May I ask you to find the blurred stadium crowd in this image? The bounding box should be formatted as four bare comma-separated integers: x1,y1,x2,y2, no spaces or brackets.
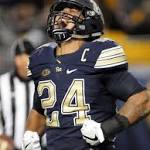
0,0,150,150
0,0,150,73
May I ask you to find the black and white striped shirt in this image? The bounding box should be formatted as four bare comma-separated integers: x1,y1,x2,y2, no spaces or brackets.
0,71,34,149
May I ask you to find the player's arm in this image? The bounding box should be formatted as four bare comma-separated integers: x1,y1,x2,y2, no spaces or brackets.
22,90,45,150
81,71,150,145
22,109,45,150
119,90,150,124
23,52,46,150
100,71,150,137
25,109,46,135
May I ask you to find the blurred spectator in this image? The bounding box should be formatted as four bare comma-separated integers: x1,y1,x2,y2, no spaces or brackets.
0,0,48,74
99,0,122,29
100,0,150,34
0,0,46,45
0,0,17,5
0,38,46,150
36,0,53,33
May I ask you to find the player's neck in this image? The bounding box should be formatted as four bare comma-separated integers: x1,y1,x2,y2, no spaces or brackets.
56,39,86,56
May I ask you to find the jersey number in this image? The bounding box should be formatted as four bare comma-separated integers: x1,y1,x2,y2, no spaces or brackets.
37,79,91,127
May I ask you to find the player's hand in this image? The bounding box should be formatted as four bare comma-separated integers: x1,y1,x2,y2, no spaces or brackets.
81,120,105,146
22,131,41,150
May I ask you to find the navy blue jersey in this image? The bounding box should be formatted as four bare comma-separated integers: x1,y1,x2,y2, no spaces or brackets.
27,38,131,150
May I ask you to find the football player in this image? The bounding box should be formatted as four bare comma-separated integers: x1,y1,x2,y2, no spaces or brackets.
22,0,150,150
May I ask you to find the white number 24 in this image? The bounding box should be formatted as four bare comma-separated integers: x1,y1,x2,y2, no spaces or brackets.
37,79,91,127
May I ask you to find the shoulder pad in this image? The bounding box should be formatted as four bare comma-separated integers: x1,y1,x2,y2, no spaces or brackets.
27,42,57,77
30,42,57,65
37,42,57,49
91,38,128,69
93,37,114,43
92,38,118,48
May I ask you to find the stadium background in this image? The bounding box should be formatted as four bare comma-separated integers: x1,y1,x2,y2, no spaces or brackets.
0,0,150,150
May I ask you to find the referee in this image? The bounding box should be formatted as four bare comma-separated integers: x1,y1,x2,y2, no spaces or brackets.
0,39,46,150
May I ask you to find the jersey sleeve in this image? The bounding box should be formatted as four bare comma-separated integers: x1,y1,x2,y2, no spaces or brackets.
28,57,44,115
27,42,57,79
101,70,146,101
26,47,46,115
91,39,145,101
26,42,57,115
93,39,128,72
